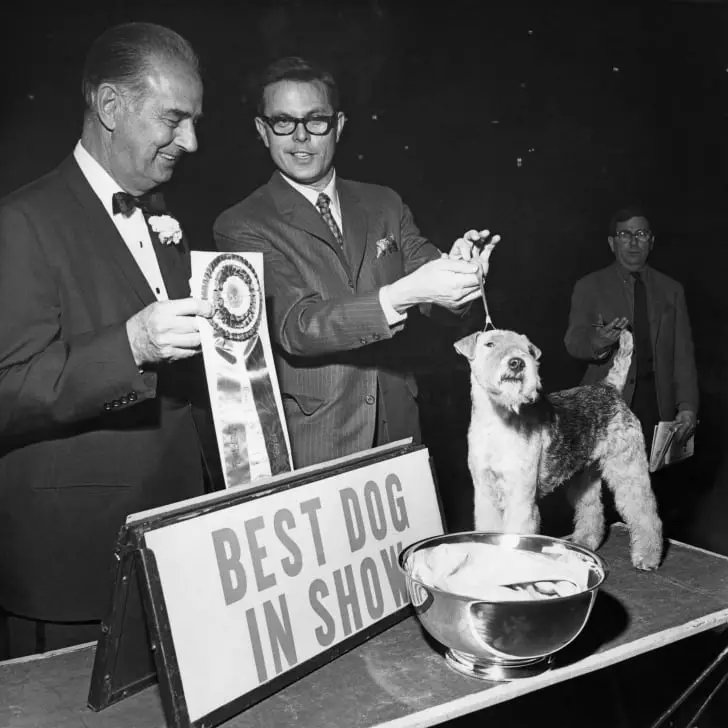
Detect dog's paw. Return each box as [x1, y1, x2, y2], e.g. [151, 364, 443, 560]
[631, 550, 662, 571]
[564, 530, 603, 552]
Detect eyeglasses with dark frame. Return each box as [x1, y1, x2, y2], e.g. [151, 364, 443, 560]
[614, 229, 653, 244]
[260, 113, 339, 136]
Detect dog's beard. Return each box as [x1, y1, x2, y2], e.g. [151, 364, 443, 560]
[488, 367, 541, 414]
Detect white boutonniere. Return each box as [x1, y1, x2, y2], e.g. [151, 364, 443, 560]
[375, 234, 398, 259]
[148, 214, 183, 245]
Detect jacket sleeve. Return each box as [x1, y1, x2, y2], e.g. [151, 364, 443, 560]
[399, 202, 469, 324]
[672, 283, 699, 414]
[0, 202, 156, 440]
[564, 277, 610, 362]
[213, 219, 396, 357]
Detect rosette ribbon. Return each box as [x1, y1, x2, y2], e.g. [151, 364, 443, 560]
[199, 253, 291, 486]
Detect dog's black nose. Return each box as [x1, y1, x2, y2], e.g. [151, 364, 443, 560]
[508, 357, 525, 372]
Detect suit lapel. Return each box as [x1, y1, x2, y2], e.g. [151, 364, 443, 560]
[268, 172, 350, 272]
[60, 157, 156, 307]
[644, 268, 667, 345]
[338, 180, 369, 283]
[148, 222, 190, 299]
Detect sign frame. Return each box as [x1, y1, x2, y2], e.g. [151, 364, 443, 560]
[88, 441, 445, 727]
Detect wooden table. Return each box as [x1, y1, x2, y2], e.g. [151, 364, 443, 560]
[2, 525, 728, 728]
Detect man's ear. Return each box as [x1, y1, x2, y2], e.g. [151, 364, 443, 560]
[607, 236, 616, 254]
[254, 117, 270, 148]
[95, 83, 122, 131]
[335, 111, 346, 142]
[454, 332, 479, 361]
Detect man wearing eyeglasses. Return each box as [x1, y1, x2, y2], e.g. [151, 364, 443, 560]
[564, 206, 698, 451]
[214, 56, 498, 468]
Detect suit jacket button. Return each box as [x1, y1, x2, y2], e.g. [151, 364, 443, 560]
[347, 279, 354, 288]
[359, 337, 367, 344]
[365, 395, 375, 405]
[129, 391, 138, 401]
[103, 402, 112, 411]
[120, 396, 129, 405]
[112, 399, 121, 408]
[372, 333, 381, 341]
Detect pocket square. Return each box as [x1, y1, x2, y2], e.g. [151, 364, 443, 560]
[375, 234, 398, 259]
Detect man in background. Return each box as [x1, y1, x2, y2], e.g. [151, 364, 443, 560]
[565, 205, 698, 451]
[0, 22, 217, 658]
[214, 56, 498, 468]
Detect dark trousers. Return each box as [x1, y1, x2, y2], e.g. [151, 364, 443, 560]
[631, 372, 661, 453]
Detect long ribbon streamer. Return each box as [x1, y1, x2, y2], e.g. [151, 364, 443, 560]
[197, 253, 292, 487]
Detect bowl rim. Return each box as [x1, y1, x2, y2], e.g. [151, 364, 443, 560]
[398, 530, 609, 605]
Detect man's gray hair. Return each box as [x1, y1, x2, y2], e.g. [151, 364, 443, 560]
[81, 22, 199, 109]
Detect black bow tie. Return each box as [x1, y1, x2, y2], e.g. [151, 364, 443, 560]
[112, 191, 167, 218]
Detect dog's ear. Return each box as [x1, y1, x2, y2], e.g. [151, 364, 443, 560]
[529, 344, 542, 361]
[454, 332, 480, 360]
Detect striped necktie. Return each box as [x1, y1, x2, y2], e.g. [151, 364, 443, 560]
[316, 192, 344, 247]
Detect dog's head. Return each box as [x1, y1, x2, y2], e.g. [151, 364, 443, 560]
[455, 329, 542, 413]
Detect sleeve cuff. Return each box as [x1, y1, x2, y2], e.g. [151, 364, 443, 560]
[379, 285, 407, 327]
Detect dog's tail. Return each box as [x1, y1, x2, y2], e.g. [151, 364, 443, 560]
[604, 330, 633, 392]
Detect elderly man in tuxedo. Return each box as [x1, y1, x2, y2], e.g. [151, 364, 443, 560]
[564, 206, 699, 451]
[214, 56, 498, 469]
[0, 23, 217, 658]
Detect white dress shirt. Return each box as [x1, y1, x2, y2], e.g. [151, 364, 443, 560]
[281, 171, 405, 326]
[73, 141, 169, 301]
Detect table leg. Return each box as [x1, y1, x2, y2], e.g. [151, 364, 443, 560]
[648, 637, 728, 728]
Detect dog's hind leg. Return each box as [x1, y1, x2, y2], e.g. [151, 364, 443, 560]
[602, 449, 663, 570]
[565, 467, 606, 551]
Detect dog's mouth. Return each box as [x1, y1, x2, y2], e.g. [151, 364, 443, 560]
[500, 372, 525, 384]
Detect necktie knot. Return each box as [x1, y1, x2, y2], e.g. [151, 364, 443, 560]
[316, 192, 331, 213]
[315, 192, 344, 247]
[112, 191, 166, 218]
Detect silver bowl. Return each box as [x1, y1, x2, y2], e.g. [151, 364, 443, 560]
[399, 531, 608, 681]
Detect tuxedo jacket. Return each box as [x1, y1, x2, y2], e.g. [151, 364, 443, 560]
[214, 172, 443, 468]
[564, 262, 699, 419]
[0, 156, 217, 622]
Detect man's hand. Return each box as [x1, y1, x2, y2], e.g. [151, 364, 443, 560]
[386, 257, 482, 313]
[674, 409, 697, 446]
[448, 229, 502, 279]
[591, 315, 629, 354]
[126, 298, 213, 367]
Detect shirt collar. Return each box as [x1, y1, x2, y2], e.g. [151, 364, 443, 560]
[73, 140, 126, 218]
[613, 261, 651, 283]
[281, 170, 341, 218]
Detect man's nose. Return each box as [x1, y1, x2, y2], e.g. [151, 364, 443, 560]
[293, 121, 310, 142]
[176, 120, 198, 153]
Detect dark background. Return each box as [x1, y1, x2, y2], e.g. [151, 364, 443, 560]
[1, 0, 727, 541]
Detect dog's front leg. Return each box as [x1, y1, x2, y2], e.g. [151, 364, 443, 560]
[472, 473, 505, 531]
[501, 481, 540, 534]
[500, 446, 541, 534]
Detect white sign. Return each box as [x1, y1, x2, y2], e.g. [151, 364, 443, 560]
[142, 448, 443, 722]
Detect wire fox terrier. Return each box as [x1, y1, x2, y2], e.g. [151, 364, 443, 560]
[455, 328, 663, 570]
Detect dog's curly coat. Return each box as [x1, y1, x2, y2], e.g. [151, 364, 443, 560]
[455, 328, 663, 570]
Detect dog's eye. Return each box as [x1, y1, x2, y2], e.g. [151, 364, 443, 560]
[485, 341, 495, 348]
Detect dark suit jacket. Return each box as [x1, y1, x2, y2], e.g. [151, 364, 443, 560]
[0, 156, 216, 622]
[213, 172, 443, 468]
[564, 262, 699, 419]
